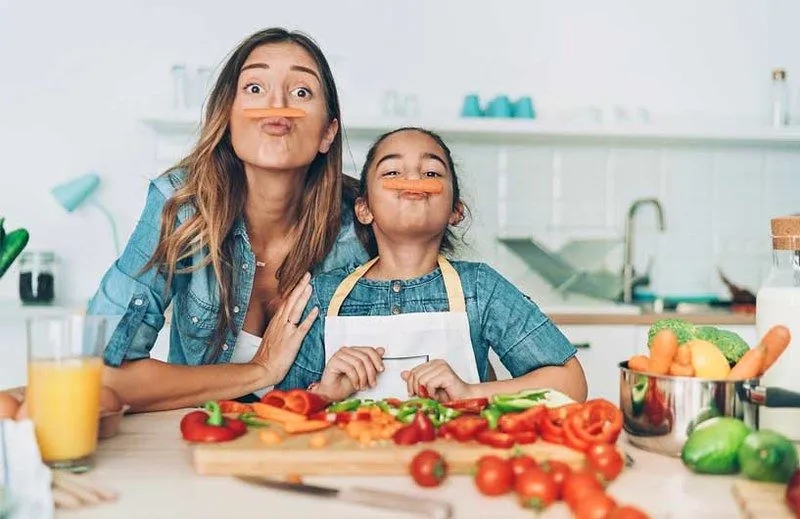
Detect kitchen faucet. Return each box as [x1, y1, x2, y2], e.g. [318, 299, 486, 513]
[621, 198, 667, 304]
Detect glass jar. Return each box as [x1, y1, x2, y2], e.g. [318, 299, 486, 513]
[756, 216, 800, 439]
[18, 251, 57, 305]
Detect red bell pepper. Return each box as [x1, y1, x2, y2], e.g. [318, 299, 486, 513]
[568, 400, 624, 446]
[412, 410, 436, 442]
[283, 389, 329, 416]
[441, 415, 488, 442]
[394, 424, 420, 445]
[441, 397, 489, 414]
[384, 398, 404, 408]
[476, 430, 516, 449]
[218, 400, 253, 414]
[180, 401, 247, 443]
[513, 430, 538, 445]
[260, 389, 286, 408]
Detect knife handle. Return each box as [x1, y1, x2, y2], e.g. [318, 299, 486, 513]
[340, 487, 453, 519]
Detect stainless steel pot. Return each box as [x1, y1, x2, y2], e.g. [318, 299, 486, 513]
[618, 361, 800, 457]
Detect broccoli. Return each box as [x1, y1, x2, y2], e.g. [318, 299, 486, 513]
[647, 318, 697, 347]
[695, 326, 750, 366]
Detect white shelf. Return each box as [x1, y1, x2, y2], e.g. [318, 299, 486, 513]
[0, 300, 87, 322]
[141, 113, 800, 146]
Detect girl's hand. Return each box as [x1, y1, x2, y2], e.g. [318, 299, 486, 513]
[401, 359, 475, 402]
[250, 272, 318, 386]
[316, 346, 385, 402]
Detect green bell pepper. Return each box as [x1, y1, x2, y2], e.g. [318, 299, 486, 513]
[491, 389, 550, 413]
[327, 398, 361, 413]
[481, 405, 502, 429]
[237, 412, 272, 427]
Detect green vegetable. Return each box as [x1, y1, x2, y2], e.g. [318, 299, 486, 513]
[631, 376, 648, 416]
[395, 398, 459, 426]
[695, 326, 750, 366]
[647, 318, 697, 347]
[738, 430, 800, 483]
[492, 389, 549, 413]
[480, 405, 502, 429]
[681, 417, 751, 474]
[237, 412, 271, 427]
[327, 398, 361, 413]
[0, 221, 29, 279]
[0, 217, 5, 248]
[685, 407, 722, 437]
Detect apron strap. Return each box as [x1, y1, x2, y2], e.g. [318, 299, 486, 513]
[327, 255, 466, 316]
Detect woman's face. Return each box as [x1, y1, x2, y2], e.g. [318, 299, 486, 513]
[356, 130, 463, 246]
[229, 42, 338, 173]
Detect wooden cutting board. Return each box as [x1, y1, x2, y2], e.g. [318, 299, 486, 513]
[732, 479, 796, 519]
[193, 425, 586, 477]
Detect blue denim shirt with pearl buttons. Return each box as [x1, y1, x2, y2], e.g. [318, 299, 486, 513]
[87, 169, 369, 368]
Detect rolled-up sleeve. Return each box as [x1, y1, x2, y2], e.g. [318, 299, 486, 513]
[87, 181, 175, 367]
[478, 264, 576, 377]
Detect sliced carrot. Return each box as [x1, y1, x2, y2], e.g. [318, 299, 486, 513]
[282, 420, 332, 434]
[669, 362, 694, 377]
[675, 346, 692, 366]
[628, 355, 651, 373]
[760, 325, 792, 375]
[251, 403, 307, 423]
[308, 433, 329, 449]
[242, 107, 306, 118]
[259, 429, 283, 445]
[218, 400, 252, 414]
[729, 345, 767, 380]
[382, 178, 444, 194]
[650, 330, 679, 375]
[285, 473, 303, 484]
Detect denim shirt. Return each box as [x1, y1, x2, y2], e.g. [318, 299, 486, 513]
[276, 260, 577, 391]
[87, 170, 369, 367]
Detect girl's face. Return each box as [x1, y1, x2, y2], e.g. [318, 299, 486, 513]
[229, 42, 338, 172]
[356, 130, 463, 247]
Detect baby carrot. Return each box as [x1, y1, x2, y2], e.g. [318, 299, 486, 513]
[628, 355, 651, 373]
[759, 325, 792, 375]
[669, 362, 694, 377]
[729, 345, 767, 380]
[650, 330, 679, 375]
[675, 346, 692, 366]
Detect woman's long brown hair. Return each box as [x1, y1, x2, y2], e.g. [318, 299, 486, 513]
[145, 28, 352, 360]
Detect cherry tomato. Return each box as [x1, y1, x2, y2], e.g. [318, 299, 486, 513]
[541, 460, 572, 497]
[508, 454, 538, 477]
[586, 444, 624, 482]
[608, 505, 652, 519]
[562, 470, 604, 511]
[409, 449, 448, 488]
[514, 469, 558, 510]
[574, 491, 618, 519]
[474, 455, 514, 496]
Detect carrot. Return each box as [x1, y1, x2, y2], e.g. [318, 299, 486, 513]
[242, 107, 306, 118]
[218, 400, 252, 415]
[729, 345, 767, 380]
[308, 433, 329, 449]
[282, 420, 332, 434]
[669, 362, 694, 377]
[675, 346, 692, 366]
[650, 330, 679, 375]
[628, 355, 651, 373]
[259, 429, 283, 445]
[251, 403, 307, 423]
[285, 474, 303, 484]
[759, 325, 792, 375]
[382, 178, 444, 194]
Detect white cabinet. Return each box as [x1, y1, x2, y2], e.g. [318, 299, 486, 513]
[559, 325, 638, 404]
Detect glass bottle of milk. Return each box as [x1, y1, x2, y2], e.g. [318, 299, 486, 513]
[756, 215, 800, 439]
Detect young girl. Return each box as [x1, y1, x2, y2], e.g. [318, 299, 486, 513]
[279, 127, 588, 403]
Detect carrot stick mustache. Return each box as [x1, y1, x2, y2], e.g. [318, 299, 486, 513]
[243, 107, 306, 119]
[382, 178, 444, 194]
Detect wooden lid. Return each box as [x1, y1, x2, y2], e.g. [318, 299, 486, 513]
[771, 216, 800, 250]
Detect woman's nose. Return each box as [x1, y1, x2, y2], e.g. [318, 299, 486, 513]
[265, 88, 287, 109]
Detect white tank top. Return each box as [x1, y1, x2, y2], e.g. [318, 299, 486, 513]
[230, 330, 273, 398]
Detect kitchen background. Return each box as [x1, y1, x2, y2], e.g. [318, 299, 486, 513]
[1, 0, 799, 394]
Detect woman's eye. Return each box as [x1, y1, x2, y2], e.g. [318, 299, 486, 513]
[291, 87, 312, 99]
[244, 83, 263, 94]
[381, 171, 399, 177]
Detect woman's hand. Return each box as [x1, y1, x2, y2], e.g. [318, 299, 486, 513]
[401, 359, 474, 402]
[316, 346, 385, 402]
[250, 272, 318, 386]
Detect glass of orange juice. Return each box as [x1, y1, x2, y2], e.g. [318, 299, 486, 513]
[26, 314, 106, 473]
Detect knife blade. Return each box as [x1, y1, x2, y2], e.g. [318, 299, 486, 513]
[236, 476, 452, 519]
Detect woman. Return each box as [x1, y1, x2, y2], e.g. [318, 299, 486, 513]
[87, 28, 368, 412]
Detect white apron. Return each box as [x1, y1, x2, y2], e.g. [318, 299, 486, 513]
[324, 256, 480, 400]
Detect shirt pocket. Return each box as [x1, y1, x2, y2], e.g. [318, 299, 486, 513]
[173, 289, 219, 357]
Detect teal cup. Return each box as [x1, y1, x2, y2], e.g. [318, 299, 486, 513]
[486, 95, 513, 117]
[513, 96, 536, 119]
[460, 94, 483, 117]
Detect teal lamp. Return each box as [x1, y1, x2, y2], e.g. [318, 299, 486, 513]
[51, 172, 120, 254]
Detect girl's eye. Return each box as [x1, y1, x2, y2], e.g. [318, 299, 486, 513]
[425, 171, 443, 178]
[291, 87, 312, 99]
[381, 171, 399, 177]
[244, 83, 263, 94]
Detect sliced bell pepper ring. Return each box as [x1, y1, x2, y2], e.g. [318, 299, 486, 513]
[562, 415, 590, 452]
[441, 397, 489, 414]
[180, 401, 247, 443]
[260, 389, 287, 408]
[513, 430, 538, 445]
[568, 403, 624, 445]
[443, 415, 489, 442]
[476, 429, 516, 449]
[327, 398, 361, 413]
[480, 405, 502, 430]
[283, 389, 329, 416]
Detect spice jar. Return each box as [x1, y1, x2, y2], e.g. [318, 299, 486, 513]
[756, 215, 800, 439]
[18, 251, 57, 305]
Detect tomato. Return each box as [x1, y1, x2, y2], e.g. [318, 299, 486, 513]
[443, 416, 488, 442]
[499, 413, 530, 434]
[514, 469, 558, 510]
[409, 449, 448, 488]
[513, 431, 538, 445]
[586, 444, 624, 482]
[608, 505, 652, 519]
[473, 455, 514, 496]
[476, 430, 515, 449]
[786, 469, 800, 517]
[541, 460, 572, 497]
[442, 397, 489, 414]
[509, 454, 539, 477]
[573, 491, 618, 519]
[562, 471, 604, 511]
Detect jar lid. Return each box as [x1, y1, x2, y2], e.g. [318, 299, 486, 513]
[771, 215, 800, 250]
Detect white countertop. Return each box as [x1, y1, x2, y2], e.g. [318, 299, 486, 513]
[56, 410, 747, 519]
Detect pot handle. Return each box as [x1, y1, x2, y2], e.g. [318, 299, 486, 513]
[742, 383, 800, 408]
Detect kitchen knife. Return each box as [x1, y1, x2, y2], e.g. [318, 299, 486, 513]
[236, 476, 452, 519]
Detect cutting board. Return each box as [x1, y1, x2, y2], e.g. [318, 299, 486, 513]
[193, 425, 586, 477]
[732, 479, 796, 519]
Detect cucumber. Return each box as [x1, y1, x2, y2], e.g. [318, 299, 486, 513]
[0, 227, 30, 279]
[0, 217, 5, 249]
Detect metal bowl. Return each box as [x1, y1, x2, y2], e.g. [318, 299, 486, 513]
[618, 361, 800, 457]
